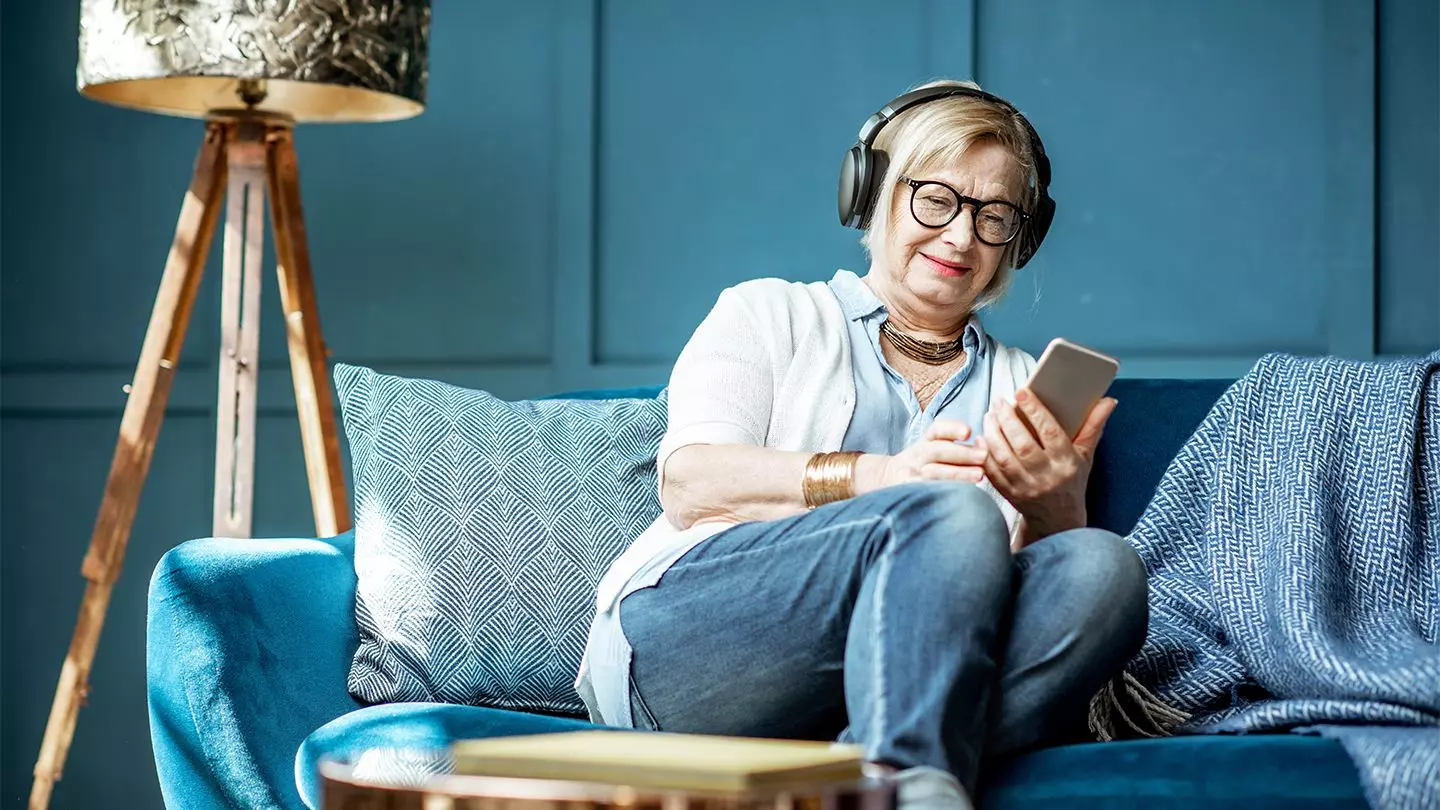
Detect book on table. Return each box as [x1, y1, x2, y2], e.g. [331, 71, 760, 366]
[451, 730, 867, 793]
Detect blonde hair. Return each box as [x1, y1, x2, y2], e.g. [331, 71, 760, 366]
[860, 79, 1043, 309]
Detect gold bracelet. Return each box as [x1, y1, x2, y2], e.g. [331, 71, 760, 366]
[803, 452, 862, 509]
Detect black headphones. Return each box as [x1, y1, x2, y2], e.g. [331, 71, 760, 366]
[837, 85, 1055, 269]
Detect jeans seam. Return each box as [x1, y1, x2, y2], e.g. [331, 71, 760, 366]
[867, 512, 897, 763]
[630, 679, 662, 731]
[619, 595, 661, 732]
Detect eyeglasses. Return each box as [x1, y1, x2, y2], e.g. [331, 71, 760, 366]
[900, 176, 1029, 246]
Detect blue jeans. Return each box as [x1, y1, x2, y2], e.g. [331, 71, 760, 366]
[619, 481, 1148, 794]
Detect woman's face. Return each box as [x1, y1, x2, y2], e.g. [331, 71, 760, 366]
[873, 139, 1026, 317]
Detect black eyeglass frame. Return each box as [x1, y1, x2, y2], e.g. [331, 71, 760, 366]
[899, 176, 1031, 246]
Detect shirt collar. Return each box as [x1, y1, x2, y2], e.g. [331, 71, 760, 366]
[829, 269, 886, 321]
[829, 268, 988, 355]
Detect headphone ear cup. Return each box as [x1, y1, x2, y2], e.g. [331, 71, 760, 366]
[858, 150, 888, 230]
[838, 145, 867, 228]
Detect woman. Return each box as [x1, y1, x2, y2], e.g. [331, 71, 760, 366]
[575, 79, 1148, 809]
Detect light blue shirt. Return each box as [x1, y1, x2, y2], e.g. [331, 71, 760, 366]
[826, 269, 993, 453]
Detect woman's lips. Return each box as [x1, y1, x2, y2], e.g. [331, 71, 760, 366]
[922, 253, 970, 277]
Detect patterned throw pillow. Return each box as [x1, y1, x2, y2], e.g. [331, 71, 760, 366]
[333, 363, 668, 716]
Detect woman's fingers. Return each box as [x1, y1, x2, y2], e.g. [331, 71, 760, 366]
[1014, 388, 1070, 449]
[981, 449, 1017, 492]
[925, 419, 972, 443]
[984, 411, 1019, 469]
[922, 462, 984, 483]
[993, 400, 1042, 461]
[911, 432, 986, 483]
[982, 411, 1024, 493]
[1072, 397, 1118, 458]
[923, 438, 988, 466]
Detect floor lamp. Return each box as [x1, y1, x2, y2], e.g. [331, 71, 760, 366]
[31, 3, 430, 807]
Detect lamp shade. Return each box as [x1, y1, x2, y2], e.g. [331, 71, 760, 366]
[77, 0, 430, 123]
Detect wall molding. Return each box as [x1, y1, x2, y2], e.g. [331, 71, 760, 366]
[6, 351, 1389, 416]
[0, 362, 554, 416]
[553, 0, 600, 385]
[1324, 0, 1379, 360]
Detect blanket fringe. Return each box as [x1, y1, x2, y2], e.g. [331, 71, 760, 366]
[1087, 671, 1191, 742]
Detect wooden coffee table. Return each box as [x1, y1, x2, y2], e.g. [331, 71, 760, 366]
[319, 747, 896, 810]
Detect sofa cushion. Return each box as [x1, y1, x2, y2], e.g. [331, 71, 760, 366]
[333, 364, 668, 717]
[296, 703, 607, 808]
[978, 735, 1368, 809]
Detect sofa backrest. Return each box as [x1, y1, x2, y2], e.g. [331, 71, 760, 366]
[1088, 378, 1232, 534]
[550, 378, 1234, 537]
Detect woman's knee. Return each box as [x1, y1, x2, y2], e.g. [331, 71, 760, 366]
[875, 481, 1011, 565]
[1037, 528, 1148, 644]
[1071, 529, 1145, 597]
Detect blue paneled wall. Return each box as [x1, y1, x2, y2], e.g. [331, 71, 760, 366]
[1, 1, 1435, 806]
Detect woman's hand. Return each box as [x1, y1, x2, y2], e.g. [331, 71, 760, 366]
[854, 419, 989, 494]
[981, 389, 1116, 540]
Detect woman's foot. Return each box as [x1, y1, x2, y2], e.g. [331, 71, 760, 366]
[867, 764, 973, 810]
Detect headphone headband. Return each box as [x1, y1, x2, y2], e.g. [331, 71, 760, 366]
[838, 85, 1056, 269]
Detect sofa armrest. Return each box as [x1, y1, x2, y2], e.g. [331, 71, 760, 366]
[147, 532, 363, 810]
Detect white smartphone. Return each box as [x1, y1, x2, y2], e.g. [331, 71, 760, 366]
[1020, 338, 1120, 439]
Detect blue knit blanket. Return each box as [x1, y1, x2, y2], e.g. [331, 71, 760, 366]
[1123, 350, 1440, 810]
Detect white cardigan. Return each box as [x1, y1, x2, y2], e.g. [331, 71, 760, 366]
[575, 276, 1038, 725]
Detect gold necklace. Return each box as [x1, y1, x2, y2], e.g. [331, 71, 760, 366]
[880, 320, 965, 365]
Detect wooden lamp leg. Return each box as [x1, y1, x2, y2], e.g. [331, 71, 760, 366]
[30, 121, 230, 810]
[265, 125, 351, 537]
[212, 120, 269, 538]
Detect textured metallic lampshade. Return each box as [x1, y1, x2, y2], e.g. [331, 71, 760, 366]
[77, 0, 430, 123]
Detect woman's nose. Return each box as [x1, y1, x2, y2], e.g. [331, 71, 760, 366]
[943, 208, 976, 250]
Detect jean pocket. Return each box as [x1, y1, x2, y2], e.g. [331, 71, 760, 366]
[628, 682, 662, 732]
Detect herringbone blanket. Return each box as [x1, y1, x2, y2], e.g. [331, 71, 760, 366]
[1123, 350, 1440, 809]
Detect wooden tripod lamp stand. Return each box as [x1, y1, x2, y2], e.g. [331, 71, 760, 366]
[31, 3, 430, 808]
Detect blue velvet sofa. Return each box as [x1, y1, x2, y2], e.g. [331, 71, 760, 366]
[146, 378, 1371, 809]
